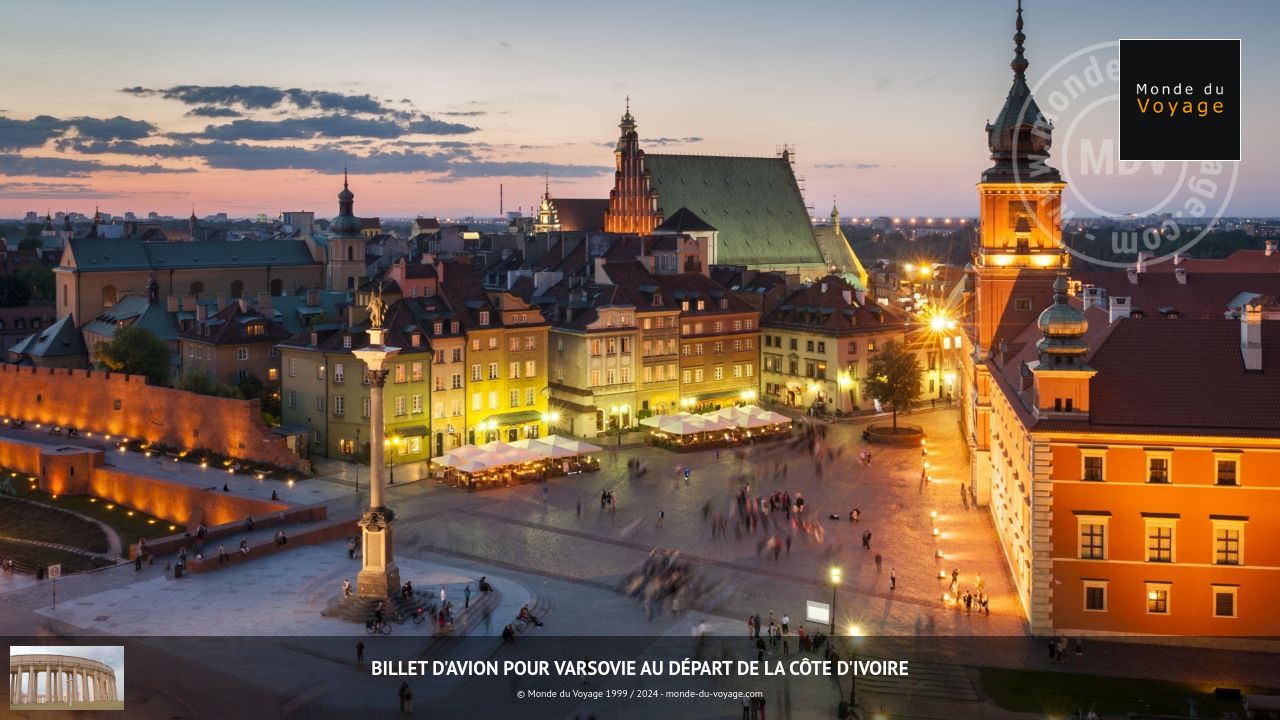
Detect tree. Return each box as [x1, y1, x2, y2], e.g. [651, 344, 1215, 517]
[16, 266, 55, 305]
[864, 339, 923, 431]
[18, 237, 43, 251]
[0, 275, 31, 307]
[91, 326, 171, 386]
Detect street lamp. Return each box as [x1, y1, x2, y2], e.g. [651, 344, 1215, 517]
[828, 566, 842, 634]
[354, 427, 361, 495]
[385, 434, 401, 484]
[837, 372, 854, 413]
[926, 308, 957, 402]
[739, 389, 757, 404]
[846, 624, 862, 710]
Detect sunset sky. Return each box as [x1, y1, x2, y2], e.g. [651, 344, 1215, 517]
[1, 0, 1275, 219]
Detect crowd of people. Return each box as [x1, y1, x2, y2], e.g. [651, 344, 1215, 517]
[619, 548, 718, 619]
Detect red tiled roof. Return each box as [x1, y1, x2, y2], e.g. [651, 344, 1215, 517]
[1142, 248, 1280, 273]
[1073, 270, 1280, 319]
[762, 274, 910, 335]
[551, 199, 608, 232]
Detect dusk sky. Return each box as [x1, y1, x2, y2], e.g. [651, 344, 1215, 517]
[1, 0, 1275, 219]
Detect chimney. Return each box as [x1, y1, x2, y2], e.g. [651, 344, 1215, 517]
[182, 294, 196, 310]
[238, 298, 250, 313]
[1109, 296, 1132, 323]
[1137, 252, 1152, 272]
[305, 288, 320, 307]
[166, 295, 179, 313]
[195, 303, 209, 322]
[1173, 253, 1182, 265]
[820, 282, 828, 294]
[257, 291, 272, 310]
[1126, 267, 1139, 285]
[1267, 240, 1277, 257]
[1175, 267, 1187, 285]
[841, 289, 852, 305]
[855, 289, 866, 305]
[215, 292, 227, 310]
[1241, 301, 1263, 371]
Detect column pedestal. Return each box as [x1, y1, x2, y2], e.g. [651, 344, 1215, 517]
[355, 508, 401, 597]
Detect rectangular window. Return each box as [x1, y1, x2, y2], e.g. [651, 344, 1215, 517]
[745, 363, 753, 377]
[288, 390, 296, 409]
[1213, 587, 1237, 618]
[433, 401, 443, 419]
[339, 438, 355, 455]
[1083, 581, 1107, 612]
[316, 396, 325, 412]
[333, 395, 345, 416]
[510, 337, 520, 352]
[411, 362, 423, 382]
[411, 394, 422, 414]
[489, 337, 498, 350]
[590, 370, 600, 387]
[451, 374, 462, 389]
[471, 393, 482, 411]
[394, 396, 406, 416]
[1082, 452, 1104, 481]
[1014, 298, 1032, 311]
[434, 376, 445, 391]
[237, 347, 249, 361]
[334, 363, 345, 384]
[342, 335, 352, 349]
[525, 336, 535, 351]
[479, 311, 489, 325]
[526, 388, 535, 406]
[510, 362, 520, 379]
[510, 390, 519, 408]
[525, 360, 536, 377]
[605, 369, 616, 385]
[643, 366, 653, 383]
[713, 342, 723, 354]
[694, 369, 704, 383]
[1079, 521, 1106, 560]
[1216, 458, 1238, 486]
[746, 338, 753, 351]
[713, 366, 724, 381]
[620, 366, 631, 383]
[489, 362, 499, 380]
[488, 391, 498, 409]
[1146, 521, 1175, 563]
[394, 364, 406, 383]
[733, 364, 743, 378]
[451, 348, 462, 363]
[472, 364, 482, 381]
[363, 397, 371, 418]
[1147, 453, 1171, 483]
[1146, 584, 1170, 614]
[1213, 523, 1242, 566]
[316, 364, 325, 380]
[682, 370, 691, 384]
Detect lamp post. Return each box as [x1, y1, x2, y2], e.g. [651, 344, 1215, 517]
[385, 435, 401, 485]
[928, 310, 957, 402]
[354, 427, 361, 494]
[828, 566, 841, 634]
[847, 624, 862, 710]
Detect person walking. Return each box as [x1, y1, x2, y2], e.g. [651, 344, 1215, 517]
[756, 636, 766, 661]
[464, 584, 471, 609]
[347, 538, 357, 559]
[1074, 637, 1083, 663]
[780, 614, 789, 634]
[343, 578, 352, 597]
[874, 553, 882, 572]
[890, 568, 897, 590]
[356, 639, 365, 666]
[753, 613, 762, 639]
[398, 681, 411, 714]
[656, 509, 665, 528]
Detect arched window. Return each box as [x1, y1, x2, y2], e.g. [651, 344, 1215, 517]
[190, 281, 204, 295]
[102, 285, 117, 308]
[347, 276, 356, 290]
[270, 278, 283, 296]
[230, 280, 244, 298]
[347, 245, 355, 262]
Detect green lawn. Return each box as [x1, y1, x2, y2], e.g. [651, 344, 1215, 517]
[0, 538, 115, 573]
[979, 666, 1276, 718]
[4, 471, 182, 557]
[0, 496, 109, 552]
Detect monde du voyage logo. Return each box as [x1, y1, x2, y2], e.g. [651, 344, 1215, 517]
[1120, 39, 1241, 162]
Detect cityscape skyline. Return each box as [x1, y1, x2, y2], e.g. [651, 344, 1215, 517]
[1, 0, 1276, 219]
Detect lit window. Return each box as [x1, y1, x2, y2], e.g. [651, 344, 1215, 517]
[1145, 584, 1170, 614]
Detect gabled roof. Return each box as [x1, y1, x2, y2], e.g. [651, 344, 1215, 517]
[9, 314, 86, 358]
[179, 301, 293, 346]
[762, 274, 908, 334]
[81, 295, 179, 341]
[1072, 270, 1280, 319]
[645, 154, 826, 268]
[63, 238, 317, 272]
[655, 207, 716, 233]
[270, 291, 350, 335]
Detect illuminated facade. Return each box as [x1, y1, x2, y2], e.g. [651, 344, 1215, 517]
[961, 4, 1280, 637]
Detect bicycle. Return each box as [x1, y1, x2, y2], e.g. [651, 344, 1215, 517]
[366, 618, 392, 635]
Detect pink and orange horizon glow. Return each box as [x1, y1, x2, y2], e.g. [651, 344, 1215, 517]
[2, 0, 1277, 219]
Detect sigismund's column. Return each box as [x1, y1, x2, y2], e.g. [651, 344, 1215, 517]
[351, 289, 401, 598]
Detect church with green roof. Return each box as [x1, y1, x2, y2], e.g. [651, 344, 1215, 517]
[599, 103, 862, 280]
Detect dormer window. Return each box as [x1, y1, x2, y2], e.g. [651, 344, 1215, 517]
[451, 321, 459, 333]
[681, 300, 690, 312]
[434, 322, 443, 335]
[719, 298, 728, 309]
[342, 335, 352, 349]
[479, 311, 490, 326]
[412, 334, 422, 348]
[696, 300, 705, 311]
[653, 293, 662, 306]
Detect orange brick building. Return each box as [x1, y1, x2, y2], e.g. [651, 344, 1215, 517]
[960, 4, 1280, 637]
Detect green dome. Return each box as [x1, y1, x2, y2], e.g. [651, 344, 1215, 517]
[1036, 273, 1088, 359]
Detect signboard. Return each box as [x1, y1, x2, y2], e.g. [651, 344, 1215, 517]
[48, 564, 61, 578]
[805, 600, 830, 626]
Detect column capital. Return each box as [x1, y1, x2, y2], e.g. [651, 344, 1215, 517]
[364, 367, 389, 387]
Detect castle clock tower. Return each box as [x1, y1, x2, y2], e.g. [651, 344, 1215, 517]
[963, 1, 1068, 507]
[328, 170, 369, 291]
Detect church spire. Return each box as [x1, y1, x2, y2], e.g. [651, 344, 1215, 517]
[1012, 0, 1028, 80]
[982, 0, 1059, 183]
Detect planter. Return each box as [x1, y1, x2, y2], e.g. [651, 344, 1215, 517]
[863, 424, 924, 446]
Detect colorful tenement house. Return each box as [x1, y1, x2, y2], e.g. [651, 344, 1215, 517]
[533, 233, 760, 438]
[600, 103, 860, 277]
[760, 275, 913, 415]
[177, 297, 292, 389]
[959, 2, 1280, 637]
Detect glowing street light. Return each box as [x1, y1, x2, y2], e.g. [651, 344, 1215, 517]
[828, 566, 842, 634]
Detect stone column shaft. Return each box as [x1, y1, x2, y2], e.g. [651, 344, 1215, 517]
[369, 373, 386, 510]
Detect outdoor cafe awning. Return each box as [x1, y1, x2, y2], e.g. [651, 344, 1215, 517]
[394, 425, 430, 437]
[482, 410, 543, 427]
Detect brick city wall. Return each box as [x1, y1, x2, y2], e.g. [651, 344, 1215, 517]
[92, 465, 289, 529]
[130, 504, 329, 560]
[184, 517, 358, 574]
[0, 365, 305, 471]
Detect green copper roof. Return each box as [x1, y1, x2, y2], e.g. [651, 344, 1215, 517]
[644, 154, 826, 269]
